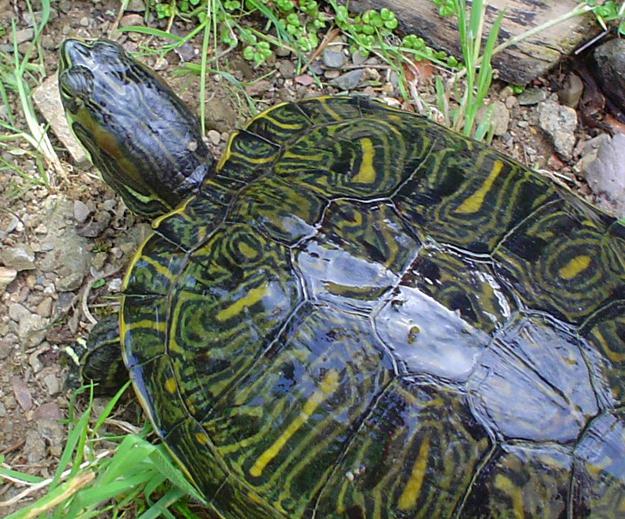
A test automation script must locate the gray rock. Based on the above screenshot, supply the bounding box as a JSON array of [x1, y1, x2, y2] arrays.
[[558, 72, 584, 108], [322, 48, 346, 69], [36, 297, 54, 318], [73, 200, 91, 223], [29, 350, 44, 373], [39, 198, 92, 292], [18, 311, 48, 348], [278, 60, 296, 79], [330, 69, 365, 91], [538, 100, 577, 160], [590, 38, 625, 113], [207, 130, 221, 145], [14, 28, 34, 44], [76, 211, 112, 238], [0, 266, 17, 291], [579, 133, 611, 173], [11, 376, 33, 411], [0, 243, 35, 270], [24, 429, 46, 464], [309, 60, 323, 75], [584, 133, 625, 218], [9, 302, 29, 322], [478, 100, 510, 137], [32, 74, 89, 167], [274, 45, 291, 58], [204, 96, 237, 133], [126, 0, 146, 11], [33, 401, 63, 421], [0, 337, 14, 360], [352, 50, 368, 66], [119, 13, 143, 26], [517, 88, 547, 106], [43, 372, 61, 396]]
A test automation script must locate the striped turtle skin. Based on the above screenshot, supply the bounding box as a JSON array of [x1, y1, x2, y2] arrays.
[[59, 39, 625, 518]]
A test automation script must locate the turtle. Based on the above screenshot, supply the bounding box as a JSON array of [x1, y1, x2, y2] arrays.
[[58, 38, 625, 518]]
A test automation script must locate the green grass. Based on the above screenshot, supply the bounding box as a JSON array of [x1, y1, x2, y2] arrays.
[[0, 0, 63, 188], [0, 384, 207, 518]]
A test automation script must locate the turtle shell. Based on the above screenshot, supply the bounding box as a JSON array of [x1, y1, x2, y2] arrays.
[[121, 96, 625, 517]]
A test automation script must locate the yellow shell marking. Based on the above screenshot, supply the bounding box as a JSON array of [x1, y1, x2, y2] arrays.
[[238, 241, 258, 259], [165, 377, 177, 394], [494, 474, 525, 519], [216, 286, 267, 322], [249, 370, 340, 478], [352, 138, 376, 184], [398, 436, 430, 511], [456, 159, 504, 214], [558, 255, 591, 280], [195, 432, 210, 445]]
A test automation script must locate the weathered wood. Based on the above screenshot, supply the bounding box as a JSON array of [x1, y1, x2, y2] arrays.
[[348, 0, 599, 84]]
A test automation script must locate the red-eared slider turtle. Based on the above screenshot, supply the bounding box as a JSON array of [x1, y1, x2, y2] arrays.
[[59, 38, 625, 518]]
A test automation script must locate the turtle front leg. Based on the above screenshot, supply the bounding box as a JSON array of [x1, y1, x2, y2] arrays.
[[79, 315, 128, 395]]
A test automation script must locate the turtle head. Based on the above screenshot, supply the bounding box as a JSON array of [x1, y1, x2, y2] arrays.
[[59, 39, 214, 218]]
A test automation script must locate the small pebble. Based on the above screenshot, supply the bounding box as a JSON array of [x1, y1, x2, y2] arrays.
[[43, 373, 61, 396], [35, 297, 53, 318], [558, 72, 584, 108], [119, 13, 143, 26], [11, 376, 33, 411], [0, 244, 35, 271], [73, 200, 91, 223], [207, 130, 221, 145], [295, 74, 314, 87], [517, 88, 547, 106], [0, 267, 17, 291], [278, 60, 295, 79], [322, 48, 346, 69], [330, 69, 365, 91]]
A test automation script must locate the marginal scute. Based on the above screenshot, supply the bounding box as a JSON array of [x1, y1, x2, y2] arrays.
[[124, 234, 186, 296], [128, 356, 188, 436], [468, 315, 599, 442], [315, 379, 490, 518]]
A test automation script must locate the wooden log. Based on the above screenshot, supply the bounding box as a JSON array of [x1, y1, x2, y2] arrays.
[[347, 0, 600, 84]]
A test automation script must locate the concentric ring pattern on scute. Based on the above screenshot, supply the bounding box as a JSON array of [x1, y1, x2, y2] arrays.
[[120, 96, 625, 518]]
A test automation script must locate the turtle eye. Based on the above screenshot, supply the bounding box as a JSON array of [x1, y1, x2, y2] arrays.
[[59, 66, 95, 100], [92, 40, 125, 66]]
